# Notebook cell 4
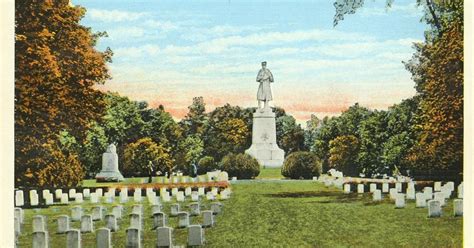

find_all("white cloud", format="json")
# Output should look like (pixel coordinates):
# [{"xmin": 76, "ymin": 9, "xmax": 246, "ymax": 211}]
[
  {"xmin": 87, "ymin": 9, "xmax": 148, "ymax": 22},
  {"xmin": 114, "ymin": 44, "xmax": 160, "ymax": 58},
  {"xmin": 144, "ymin": 20, "xmax": 178, "ymax": 31},
  {"xmin": 108, "ymin": 27, "xmax": 146, "ymax": 39},
  {"xmin": 358, "ymin": 3, "xmax": 423, "ymax": 18}
]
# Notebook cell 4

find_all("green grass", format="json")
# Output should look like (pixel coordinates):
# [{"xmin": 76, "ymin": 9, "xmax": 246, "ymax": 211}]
[
  {"xmin": 256, "ymin": 167, "xmax": 284, "ymax": 179},
  {"xmin": 18, "ymin": 180, "xmax": 462, "ymax": 247}
]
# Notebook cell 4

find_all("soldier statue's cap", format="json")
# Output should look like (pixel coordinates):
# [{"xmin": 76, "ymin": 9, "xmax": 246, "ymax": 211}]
[{"xmin": 261, "ymin": 61, "xmax": 267, "ymax": 65}]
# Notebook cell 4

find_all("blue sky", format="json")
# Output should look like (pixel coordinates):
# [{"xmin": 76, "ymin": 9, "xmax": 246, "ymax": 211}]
[{"xmin": 74, "ymin": 0, "xmax": 428, "ymax": 122}]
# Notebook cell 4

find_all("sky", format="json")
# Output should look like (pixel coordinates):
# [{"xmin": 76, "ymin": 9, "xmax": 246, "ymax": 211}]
[{"xmin": 74, "ymin": 0, "xmax": 428, "ymax": 124}]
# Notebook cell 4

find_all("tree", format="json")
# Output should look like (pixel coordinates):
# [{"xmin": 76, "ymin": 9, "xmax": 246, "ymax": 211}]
[
  {"xmin": 304, "ymin": 114, "xmax": 321, "ymax": 149},
  {"xmin": 220, "ymin": 153, "xmax": 260, "ymax": 179},
  {"xmin": 180, "ymin": 96, "xmax": 207, "ymax": 137},
  {"xmin": 15, "ymin": 1, "xmax": 112, "ymax": 187},
  {"xmin": 329, "ymin": 135, "xmax": 360, "ymax": 176},
  {"xmin": 123, "ymin": 137, "xmax": 173, "ymax": 177},
  {"xmin": 281, "ymin": 151, "xmax": 322, "ymax": 179},
  {"xmin": 79, "ymin": 122, "xmax": 109, "ymax": 178},
  {"xmin": 174, "ymin": 134, "xmax": 204, "ymax": 173},
  {"xmin": 276, "ymin": 115, "xmax": 307, "ymax": 155},
  {"xmin": 406, "ymin": 14, "xmax": 463, "ymax": 179}
]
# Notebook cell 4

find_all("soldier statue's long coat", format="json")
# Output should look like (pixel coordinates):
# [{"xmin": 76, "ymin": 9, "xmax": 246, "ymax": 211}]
[{"xmin": 256, "ymin": 68, "xmax": 274, "ymax": 101}]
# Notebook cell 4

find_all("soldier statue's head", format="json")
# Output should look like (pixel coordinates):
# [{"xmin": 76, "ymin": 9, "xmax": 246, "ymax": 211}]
[
  {"xmin": 106, "ymin": 143, "xmax": 116, "ymax": 153},
  {"xmin": 261, "ymin": 61, "xmax": 267, "ymax": 68}
]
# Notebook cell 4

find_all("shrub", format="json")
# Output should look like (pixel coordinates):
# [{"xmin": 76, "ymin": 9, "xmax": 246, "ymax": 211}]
[
  {"xmin": 197, "ymin": 156, "xmax": 218, "ymax": 174},
  {"xmin": 220, "ymin": 153, "xmax": 260, "ymax": 179},
  {"xmin": 281, "ymin": 151, "xmax": 322, "ymax": 179},
  {"xmin": 123, "ymin": 137, "xmax": 173, "ymax": 177}
]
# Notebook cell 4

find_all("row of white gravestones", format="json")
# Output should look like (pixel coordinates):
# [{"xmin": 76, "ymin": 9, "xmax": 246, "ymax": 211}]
[{"xmin": 15, "ymin": 188, "xmax": 104, "ymax": 207}]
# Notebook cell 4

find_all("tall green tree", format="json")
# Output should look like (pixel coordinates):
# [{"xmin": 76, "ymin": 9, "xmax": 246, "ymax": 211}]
[
  {"xmin": 180, "ymin": 96, "xmax": 207, "ymax": 137},
  {"xmin": 15, "ymin": 0, "xmax": 112, "ymax": 186},
  {"xmin": 329, "ymin": 135, "xmax": 360, "ymax": 176}
]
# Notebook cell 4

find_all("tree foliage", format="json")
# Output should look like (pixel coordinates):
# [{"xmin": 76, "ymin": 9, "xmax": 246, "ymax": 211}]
[
  {"xmin": 123, "ymin": 137, "xmax": 173, "ymax": 177},
  {"xmin": 220, "ymin": 153, "xmax": 260, "ymax": 179},
  {"xmin": 282, "ymin": 151, "xmax": 322, "ymax": 179},
  {"xmin": 329, "ymin": 135, "xmax": 359, "ymax": 176},
  {"xmin": 15, "ymin": 0, "xmax": 111, "ymax": 187}
]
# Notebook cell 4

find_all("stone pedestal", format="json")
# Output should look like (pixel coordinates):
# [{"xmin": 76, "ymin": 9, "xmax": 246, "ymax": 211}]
[
  {"xmin": 96, "ymin": 144, "xmax": 125, "ymax": 182},
  {"xmin": 245, "ymin": 107, "xmax": 284, "ymax": 168}
]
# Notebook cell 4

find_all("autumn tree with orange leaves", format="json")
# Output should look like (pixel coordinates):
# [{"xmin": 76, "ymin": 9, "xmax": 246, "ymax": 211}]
[{"xmin": 15, "ymin": 0, "xmax": 112, "ymax": 187}]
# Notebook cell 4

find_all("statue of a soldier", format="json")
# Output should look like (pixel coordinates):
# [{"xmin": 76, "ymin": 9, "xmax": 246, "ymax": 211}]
[{"xmin": 256, "ymin": 61, "xmax": 274, "ymax": 111}]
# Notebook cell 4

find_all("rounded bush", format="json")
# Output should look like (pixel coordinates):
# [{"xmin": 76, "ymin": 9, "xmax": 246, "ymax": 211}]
[
  {"xmin": 220, "ymin": 153, "xmax": 260, "ymax": 179},
  {"xmin": 281, "ymin": 151, "xmax": 322, "ymax": 179},
  {"xmin": 197, "ymin": 156, "xmax": 218, "ymax": 174}
]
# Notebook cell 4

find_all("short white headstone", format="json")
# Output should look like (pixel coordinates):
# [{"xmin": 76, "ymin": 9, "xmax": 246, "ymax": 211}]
[
  {"xmin": 152, "ymin": 212, "xmax": 166, "ymax": 229},
  {"xmin": 453, "ymin": 199, "xmax": 463, "ymax": 217},
  {"xmin": 369, "ymin": 183, "xmax": 377, "ymax": 193},
  {"xmin": 395, "ymin": 194, "xmax": 405, "ymax": 208},
  {"xmin": 406, "ymin": 187, "xmax": 415, "ymax": 200},
  {"xmin": 32, "ymin": 215, "xmax": 46, "ymax": 232},
  {"xmin": 202, "ymin": 210, "xmax": 214, "ymax": 227},
  {"xmin": 69, "ymin": 189, "xmax": 76, "ymax": 198},
  {"xmin": 156, "ymin": 227, "xmax": 173, "ymax": 247},
  {"xmin": 457, "ymin": 183, "xmax": 463, "ymax": 199},
  {"xmin": 177, "ymin": 191, "xmax": 185, "ymax": 202},
  {"xmin": 151, "ymin": 204, "xmax": 162, "ymax": 215},
  {"xmin": 434, "ymin": 182, "xmax": 442, "ymax": 192},
  {"xmin": 170, "ymin": 203, "xmax": 180, "ymax": 217},
  {"xmin": 372, "ymin": 189, "xmax": 382, "ymax": 201},
  {"xmin": 445, "ymin": 181, "xmax": 454, "ymax": 191},
  {"xmin": 389, "ymin": 188, "xmax": 398, "ymax": 200},
  {"xmin": 171, "ymin": 188, "xmax": 178, "ymax": 197},
  {"xmin": 211, "ymin": 202, "xmax": 223, "ymax": 215},
  {"xmin": 133, "ymin": 188, "xmax": 142, "ymax": 202},
  {"xmin": 14, "ymin": 207, "xmax": 24, "ymax": 224},
  {"xmin": 57, "ymin": 215, "xmax": 70, "ymax": 234},
  {"xmin": 60, "ymin": 193, "xmax": 69, "ymax": 204},
  {"xmin": 129, "ymin": 213, "xmax": 142, "ymax": 230},
  {"xmin": 15, "ymin": 190, "xmax": 24, "ymax": 207},
  {"xmin": 343, "ymin": 184, "xmax": 351, "ymax": 194},
  {"xmin": 198, "ymin": 187, "xmax": 205, "ymax": 196},
  {"xmin": 188, "ymin": 225, "xmax": 205, "ymax": 246},
  {"xmin": 126, "ymin": 228, "xmax": 141, "ymax": 248},
  {"xmin": 45, "ymin": 194, "xmax": 54, "ymax": 205},
  {"xmin": 32, "ymin": 231, "xmax": 49, "ymax": 248},
  {"xmin": 395, "ymin": 182, "xmax": 402, "ymax": 193},
  {"xmin": 132, "ymin": 204, "xmax": 143, "ymax": 215},
  {"xmin": 423, "ymin": 187, "xmax": 433, "ymax": 200},
  {"xmin": 185, "ymin": 187, "xmax": 192, "ymax": 196},
  {"xmin": 80, "ymin": 215, "xmax": 94, "ymax": 233},
  {"xmin": 90, "ymin": 193, "xmax": 98, "ymax": 203},
  {"xmin": 415, "ymin": 193, "xmax": 427, "ymax": 208},
  {"xmin": 30, "ymin": 192, "xmax": 39, "ymax": 206},
  {"xmin": 96, "ymin": 188, "xmax": 103, "ymax": 198},
  {"xmin": 382, "ymin": 183, "xmax": 389, "ymax": 193},
  {"xmin": 434, "ymin": 192, "xmax": 446, "ymax": 206},
  {"xmin": 66, "ymin": 229, "xmax": 81, "ymax": 248},
  {"xmin": 92, "ymin": 206, "xmax": 104, "ymax": 221},
  {"xmin": 191, "ymin": 192, "xmax": 199, "ymax": 201},
  {"xmin": 96, "ymin": 228, "xmax": 111, "ymax": 248},
  {"xmin": 357, "ymin": 184, "xmax": 364, "ymax": 194},
  {"xmin": 112, "ymin": 205, "xmax": 123, "ymax": 219},
  {"xmin": 177, "ymin": 212, "xmax": 190, "ymax": 228},
  {"xmin": 71, "ymin": 206, "xmax": 83, "ymax": 221},
  {"xmin": 105, "ymin": 214, "xmax": 118, "ymax": 232},
  {"xmin": 189, "ymin": 203, "xmax": 200, "ymax": 216},
  {"xmin": 120, "ymin": 190, "xmax": 128, "ymax": 203},
  {"xmin": 55, "ymin": 189, "xmax": 63, "ymax": 199},
  {"xmin": 83, "ymin": 189, "xmax": 90, "ymax": 198},
  {"xmin": 428, "ymin": 200, "xmax": 441, "ymax": 217}
]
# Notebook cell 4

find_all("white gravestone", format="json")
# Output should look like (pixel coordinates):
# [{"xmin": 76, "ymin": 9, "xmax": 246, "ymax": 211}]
[
  {"xmin": 126, "ymin": 228, "xmax": 141, "ymax": 248},
  {"xmin": 96, "ymin": 188, "xmax": 103, "ymax": 197},
  {"xmin": 369, "ymin": 183, "xmax": 377, "ymax": 193},
  {"xmin": 112, "ymin": 205, "xmax": 123, "ymax": 219},
  {"xmin": 189, "ymin": 203, "xmax": 201, "ymax": 216},
  {"xmin": 202, "ymin": 210, "xmax": 214, "ymax": 227},
  {"xmin": 96, "ymin": 228, "xmax": 111, "ymax": 248},
  {"xmin": 33, "ymin": 215, "xmax": 47, "ymax": 232},
  {"xmin": 55, "ymin": 189, "xmax": 62, "ymax": 199},
  {"xmin": 434, "ymin": 182, "xmax": 442, "ymax": 192},
  {"xmin": 453, "ymin": 199, "xmax": 463, "ymax": 217},
  {"xmin": 343, "ymin": 184, "xmax": 351, "ymax": 194},
  {"xmin": 177, "ymin": 212, "xmax": 190, "ymax": 228},
  {"xmin": 95, "ymin": 144, "xmax": 125, "ymax": 182},
  {"xmin": 211, "ymin": 202, "xmax": 223, "ymax": 215},
  {"xmin": 132, "ymin": 204, "xmax": 143, "ymax": 215},
  {"xmin": 133, "ymin": 189, "xmax": 142, "ymax": 202},
  {"xmin": 156, "ymin": 227, "xmax": 173, "ymax": 247},
  {"xmin": 188, "ymin": 225, "xmax": 205, "ymax": 246},
  {"xmin": 423, "ymin": 187, "xmax": 433, "ymax": 200},
  {"xmin": 373, "ymin": 190, "xmax": 382, "ymax": 201},
  {"xmin": 177, "ymin": 192, "xmax": 185, "ymax": 202},
  {"xmin": 66, "ymin": 229, "xmax": 81, "ymax": 248},
  {"xmin": 129, "ymin": 213, "xmax": 142, "ymax": 230},
  {"xmin": 152, "ymin": 212, "xmax": 166, "ymax": 229},
  {"xmin": 357, "ymin": 184, "xmax": 364, "ymax": 194},
  {"xmin": 81, "ymin": 215, "xmax": 94, "ymax": 233},
  {"xmin": 395, "ymin": 182, "xmax": 402, "ymax": 193},
  {"xmin": 415, "ymin": 193, "xmax": 427, "ymax": 208},
  {"xmin": 14, "ymin": 208, "xmax": 24, "ymax": 224},
  {"xmin": 30, "ymin": 192, "xmax": 39, "ymax": 206},
  {"xmin": 198, "ymin": 187, "xmax": 205, "ymax": 196},
  {"xmin": 92, "ymin": 206, "xmax": 104, "ymax": 221},
  {"xmin": 185, "ymin": 187, "xmax": 192, "ymax": 196},
  {"xmin": 83, "ymin": 189, "xmax": 90, "ymax": 198},
  {"xmin": 120, "ymin": 189, "xmax": 128, "ymax": 203},
  {"xmin": 382, "ymin": 183, "xmax": 389, "ymax": 193},
  {"xmin": 45, "ymin": 193, "xmax": 54, "ymax": 205},
  {"xmin": 60, "ymin": 193, "xmax": 69, "ymax": 204},
  {"xmin": 191, "ymin": 192, "xmax": 199, "ymax": 201},
  {"xmin": 71, "ymin": 206, "xmax": 83, "ymax": 222},
  {"xmin": 170, "ymin": 203, "xmax": 180, "ymax": 217},
  {"xmin": 395, "ymin": 194, "xmax": 405, "ymax": 208},
  {"xmin": 90, "ymin": 193, "xmax": 99, "ymax": 203},
  {"xmin": 428, "ymin": 200, "xmax": 442, "ymax": 217},
  {"xmin": 15, "ymin": 190, "xmax": 24, "ymax": 207},
  {"xmin": 69, "ymin": 189, "xmax": 76, "ymax": 198},
  {"xmin": 458, "ymin": 183, "xmax": 463, "ymax": 199},
  {"xmin": 105, "ymin": 214, "xmax": 118, "ymax": 232},
  {"xmin": 57, "ymin": 215, "xmax": 70, "ymax": 234},
  {"xmin": 14, "ymin": 217, "xmax": 21, "ymax": 236},
  {"xmin": 152, "ymin": 204, "xmax": 162, "ymax": 215},
  {"xmin": 32, "ymin": 231, "xmax": 49, "ymax": 248},
  {"xmin": 75, "ymin": 193, "xmax": 83, "ymax": 204},
  {"xmin": 389, "ymin": 188, "xmax": 398, "ymax": 200},
  {"xmin": 434, "ymin": 192, "xmax": 446, "ymax": 206},
  {"xmin": 406, "ymin": 187, "xmax": 415, "ymax": 200}
]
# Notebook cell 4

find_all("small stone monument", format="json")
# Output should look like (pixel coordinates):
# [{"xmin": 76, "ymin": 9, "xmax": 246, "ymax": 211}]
[
  {"xmin": 245, "ymin": 61, "xmax": 285, "ymax": 168},
  {"xmin": 96, "ymin": 144, "xmax": 125, "ymax": 182}
]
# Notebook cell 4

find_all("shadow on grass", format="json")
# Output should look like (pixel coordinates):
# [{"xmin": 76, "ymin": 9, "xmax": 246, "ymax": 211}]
[{"xmin": 264, "ymin": 191, "xmax": 384, "ymax": 205}]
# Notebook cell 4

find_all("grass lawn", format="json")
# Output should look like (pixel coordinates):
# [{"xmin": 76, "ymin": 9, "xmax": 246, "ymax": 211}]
[
  {"xmin": 256, "ymin": 167, "xmax": 284, "ymax": 179},
  {"xmin": 18, "ymin": 180, "xmax": 462, "ymax": 247}
]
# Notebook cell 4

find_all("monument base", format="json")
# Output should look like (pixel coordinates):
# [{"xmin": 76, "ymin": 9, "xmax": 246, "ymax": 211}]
[
  {"xmin": 245, "ymin": 107, "xmax": 285, "ymax": 168},
  {"xmin": 95, "ymin": 171, "xmax": 125, "ymax": 182}
]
